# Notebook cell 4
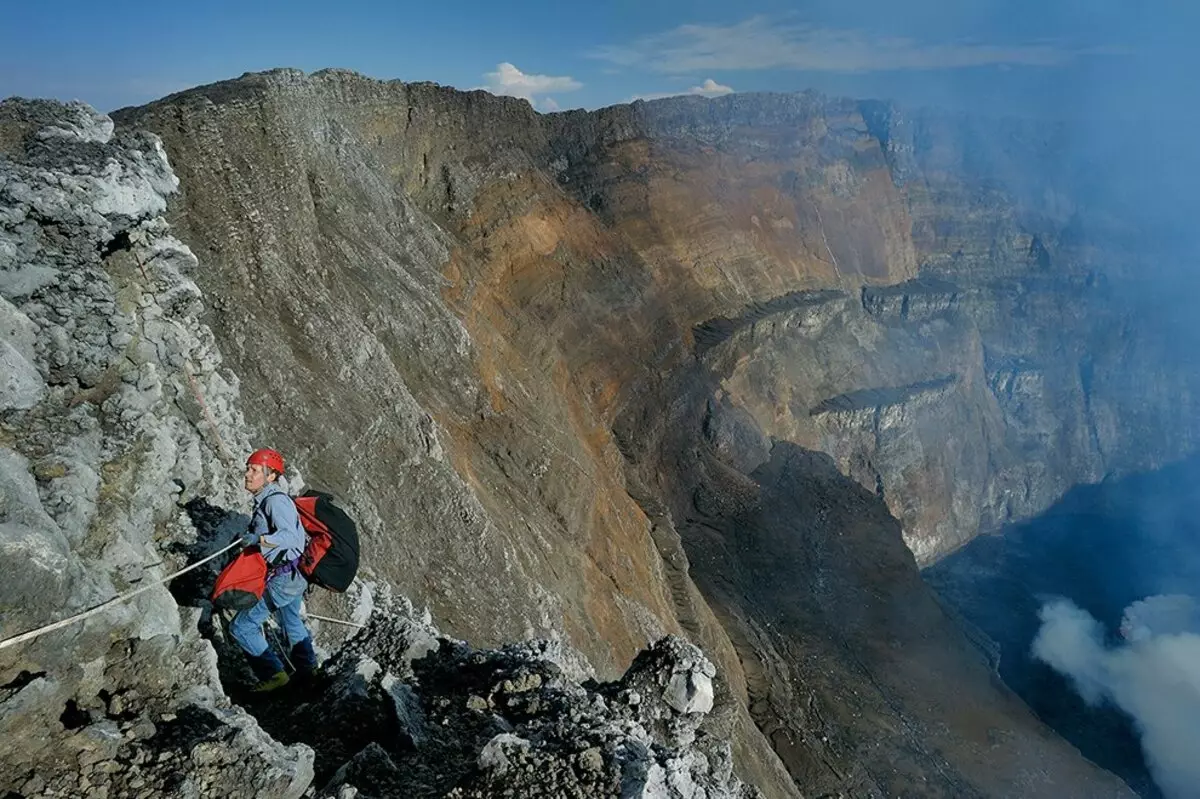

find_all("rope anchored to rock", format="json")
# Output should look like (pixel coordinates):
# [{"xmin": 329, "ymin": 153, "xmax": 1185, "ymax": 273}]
[
  {"xmin": 0, "ymin": 540, "xmax": 243, "ymax": 651},
  {"xmin": 305, "ymin": 613, "xmax": 366, "ymax": 629},
  {"xmin": 0, "ymin": 542, "xmax": 369, "ymax": 651}
]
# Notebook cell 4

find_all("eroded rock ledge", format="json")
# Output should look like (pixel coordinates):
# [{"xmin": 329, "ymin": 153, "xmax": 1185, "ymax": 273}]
[{"xmin": 252, "ymin": 596, "xmax": 754, "ymax": 799}]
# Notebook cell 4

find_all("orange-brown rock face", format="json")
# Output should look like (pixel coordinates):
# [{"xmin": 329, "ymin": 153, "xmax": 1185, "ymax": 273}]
[
  {"xmin": 111, "ymin": 69, "xmax": 1185, "ymax": 797},
  {"xmin": 567, "ymin": 134, "xmax": 916, "ymax": 299}
]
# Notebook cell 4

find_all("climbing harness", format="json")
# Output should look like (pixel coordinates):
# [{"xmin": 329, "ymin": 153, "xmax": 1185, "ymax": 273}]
[{"xmin": 268, "ymin": 553, "xmax": 302, "ymax": 581}]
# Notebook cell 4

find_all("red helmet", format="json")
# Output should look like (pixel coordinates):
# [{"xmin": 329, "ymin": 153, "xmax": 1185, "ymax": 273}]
[{"xmin": 247, "ymin": 448, "xmax": 285, "ymax": 474}]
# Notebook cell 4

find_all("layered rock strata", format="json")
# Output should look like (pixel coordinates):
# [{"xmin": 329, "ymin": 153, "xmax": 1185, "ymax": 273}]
[
  {"xmin": 699, "ymin": 273, "xmax": 1197, "ymax": 561},
  {"xmin": 119, "ymin": 70, "xmax": 1200, "ymax": 577}
]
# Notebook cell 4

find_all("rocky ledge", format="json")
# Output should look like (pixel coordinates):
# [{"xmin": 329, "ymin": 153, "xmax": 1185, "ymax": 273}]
[
  {"xmin": 251, "ymin": 595, "xmax": 754, "ymax": 799},
  {"xmin": 12, "ymin": 589, "xmax": 751, "ymax": 799},
  {"xmin": 0, "ymin": 96, "xmax": 312, "ymax": 797}
]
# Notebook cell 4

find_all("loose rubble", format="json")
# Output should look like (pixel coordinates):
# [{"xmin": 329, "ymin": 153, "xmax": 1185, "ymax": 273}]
[{"xmin": 254, "ymin": 594, "xmax": 758, "ymax": 799}]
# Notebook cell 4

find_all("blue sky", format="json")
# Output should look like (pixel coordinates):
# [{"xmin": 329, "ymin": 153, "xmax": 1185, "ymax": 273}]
[{"xmin": 0, "ymin": 0, "xmax": 1193, "ymax": 120}]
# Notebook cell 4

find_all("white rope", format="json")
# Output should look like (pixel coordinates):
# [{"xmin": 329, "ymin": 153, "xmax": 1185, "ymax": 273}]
[
  {"xmin": 0, "ymin": 540, "xmax": 241, "ymax": 652},
  {"xmin": 305, "ymin": 613, "xmax": 366, "ymax": 629}
]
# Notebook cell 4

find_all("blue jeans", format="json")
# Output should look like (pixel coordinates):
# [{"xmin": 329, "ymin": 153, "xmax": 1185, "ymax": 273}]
[{"xmin": 229, "ymin": 579, "xmax": 309, "ymax": 657}]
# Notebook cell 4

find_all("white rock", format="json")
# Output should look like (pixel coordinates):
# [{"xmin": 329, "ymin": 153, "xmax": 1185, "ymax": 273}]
[
  {"xmin": 0, "ymin": 338, "xmax": 45, "ymax": 409},
  {"xmin": 0, "ymin": 238, "xmax": 17, "ymax": 269},
  {"xmin": 0, "ymin": 519, "xmax": 70, "ymax": 581},
  {"xmin": 0, "ymin": 262, "xmax": 58, "ymax": 300},
  {"xmin": 354, "ymin": 656, "xmax": 382, "ymax": 683},
  {"xmin": 477, "ymin": 733, "xmax": 531, "ymax": 774},
  {"xmin": 34, "ymin": 101, "xmax": 114, "ymax": 144},
  {"xmin": 664, "ymin": 669, "xmax": 714, "ymax": 716},
  {"xmin": 0, "ymin": 450, "xmax": 70, "ymax": 557},
  {"xmin": 132, "ymin": 584, "xmax": 182, "ymax": 641}
]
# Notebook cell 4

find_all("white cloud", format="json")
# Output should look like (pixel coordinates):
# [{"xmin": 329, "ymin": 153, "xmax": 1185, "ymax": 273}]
[
  {"xmin": 480, "ymin": 63, "xmax": 581, "ymax": 108},
  {"xmin": 594, "ymin": 16, "xmax": 1123, "ymax": 74},
  {"xmin": 690, "ymin": 78, "xmax": 734, "ymax": 96},
  {"xmin": 629, "ymin": 77, "xmax": 735, "ymax": 103},
  {"xmin": 1033, "ymin": 597, "xmax": 1200, "ymax": 799}
]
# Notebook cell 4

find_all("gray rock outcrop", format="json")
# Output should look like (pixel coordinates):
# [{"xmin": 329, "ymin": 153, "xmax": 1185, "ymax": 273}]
[
  {"xmin": 291, "ymin": 603, "xmax": 756, "ymax": 799},
  {"xmin": 0, "ymin": 96, "xmax": 761, "ymax": 798},
  {"xmin": 0, "ymin": 97, "xmax": 311, "ymax": 798}
]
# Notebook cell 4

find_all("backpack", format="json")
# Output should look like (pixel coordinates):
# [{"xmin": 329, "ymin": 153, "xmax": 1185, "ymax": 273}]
[
  {"xmin": 211, "ymin": 549, "xmax": 268, "ymax": 610},
  {"xmin": 294, "ymin": 490, "xmax": 360, "ymax": 592}
]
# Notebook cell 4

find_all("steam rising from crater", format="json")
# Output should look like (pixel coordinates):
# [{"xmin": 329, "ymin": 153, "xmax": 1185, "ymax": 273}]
[{"xmin": 1033, "ymin": 596, "xmax": 1200, "ymax": 799}]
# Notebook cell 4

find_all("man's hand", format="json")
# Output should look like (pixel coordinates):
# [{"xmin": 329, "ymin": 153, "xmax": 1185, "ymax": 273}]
[{"xmin": 240, "ymin": 532, "xmax": 259, "ymax": 547}]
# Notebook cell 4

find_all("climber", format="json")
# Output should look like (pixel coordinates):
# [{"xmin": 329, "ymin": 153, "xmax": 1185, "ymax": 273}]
[{"xmin": 229, "ymin": 448, "xmax": 318, "ymax": 692}]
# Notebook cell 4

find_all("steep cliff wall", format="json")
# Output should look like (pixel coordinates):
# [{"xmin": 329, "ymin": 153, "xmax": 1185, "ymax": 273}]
[
  {"xmin": 0, "ymin": 97, "xmax": 775, "ymax": 799},
  {"xmin": 0, "ymin": 66, "xmax": 1180, "ymax": 797},
  {"xmin": 684, "ymin": 104, "xmax": 1200, "ymax": 561},
  {"xmin": 702, "ymin": 271, "xmax": 1198, "ymax": 561},
  {"xmin": 110, "ymin": 69, "xmax": 1176, "ymax": 794}
]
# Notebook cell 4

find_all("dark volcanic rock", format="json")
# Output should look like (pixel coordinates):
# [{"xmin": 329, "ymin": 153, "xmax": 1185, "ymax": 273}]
[
  {"xmin": 247, "ymin": 598, "xmax": 757, "ymax": 799},
  {"xmin": 623, "ymin": 410, "xmax": 1137, "ymax": 796}
]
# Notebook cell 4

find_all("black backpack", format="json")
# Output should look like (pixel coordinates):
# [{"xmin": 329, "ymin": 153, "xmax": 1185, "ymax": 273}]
[{"xmin": 294, "ymin": 490, "xmax": 361, "ymax": 592}]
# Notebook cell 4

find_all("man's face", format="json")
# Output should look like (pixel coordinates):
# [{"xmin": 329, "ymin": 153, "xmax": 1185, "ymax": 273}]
[{"xmin": 244, "ymin": 463, "xmax": 271, "ymax": 494}]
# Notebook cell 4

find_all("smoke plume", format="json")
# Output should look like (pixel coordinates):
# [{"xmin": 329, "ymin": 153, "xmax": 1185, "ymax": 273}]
[{"xmin": 1032, "ymin": 596, "xmax": 1200, "ymax": 799}]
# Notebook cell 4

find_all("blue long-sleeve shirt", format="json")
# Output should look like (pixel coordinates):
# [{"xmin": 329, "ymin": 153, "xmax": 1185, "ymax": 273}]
[
  {"xmin": 249, "ymin": 482, "xmax": 309, "ymax": 607},
  {"xmin": 250, "ymin": 482, "xmax": 306, "ymax": 564}
]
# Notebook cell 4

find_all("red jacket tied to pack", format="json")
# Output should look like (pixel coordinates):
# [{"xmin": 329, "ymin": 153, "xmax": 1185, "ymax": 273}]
[
  {"xmin": 211, "ymin": 549, "xmax": 268, "ymax": 610},
  {"xmin": 295, "ymin": 490, "xmax": 360, "ymax": 592}
]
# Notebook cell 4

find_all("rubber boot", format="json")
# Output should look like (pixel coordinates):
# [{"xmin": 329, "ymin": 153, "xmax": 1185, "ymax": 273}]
[
  {"xmin": 246, "ymin": 650, "xmax": 289, "ymax": 693},
  {"xmin": 289, "ymin": 637, "xmax": 318, "ymax": 677}
]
